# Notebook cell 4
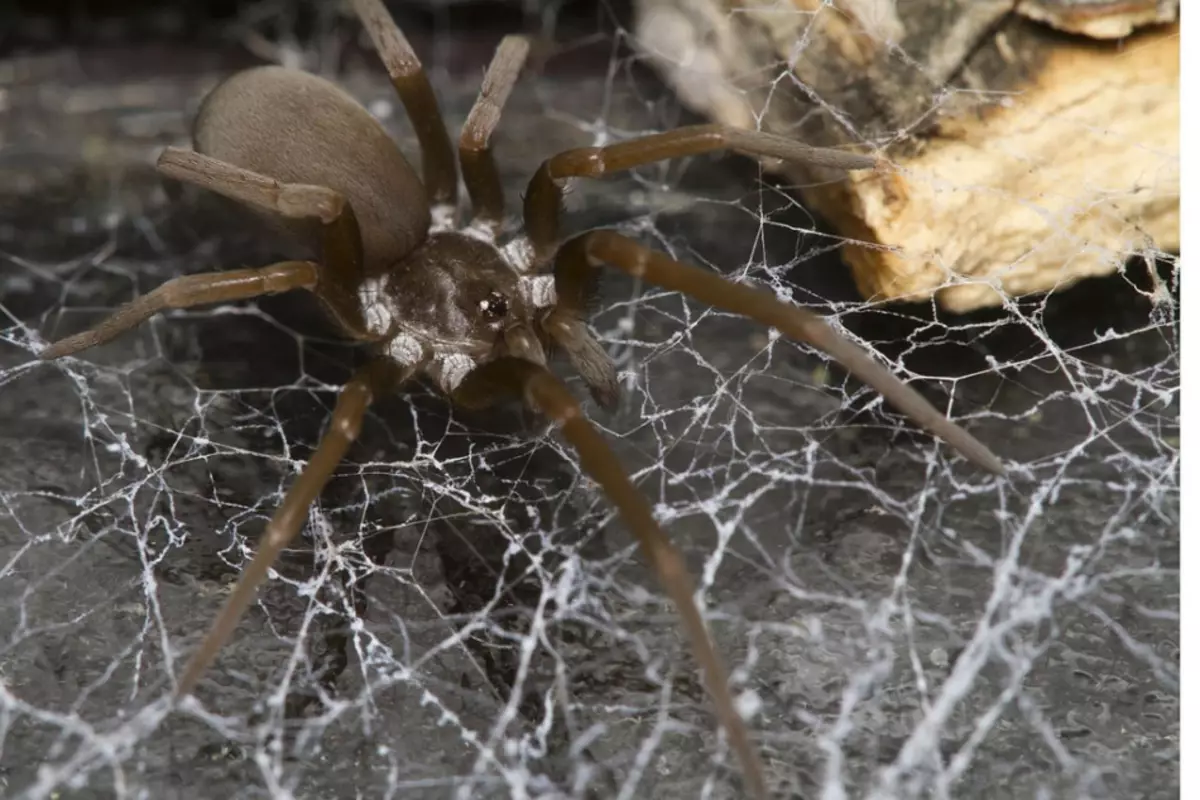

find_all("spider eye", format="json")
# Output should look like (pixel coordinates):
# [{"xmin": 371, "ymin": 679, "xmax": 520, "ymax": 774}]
[{"xmin": 479, "ymin": 291, "xmax": 508, "ymax": 319}]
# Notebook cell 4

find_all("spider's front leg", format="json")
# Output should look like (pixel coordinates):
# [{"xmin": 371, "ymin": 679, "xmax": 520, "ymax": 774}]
[
  {"xmin": 351, "ymin": 0, "xmax": 458, "ymax": 209},
  {"xmin": 555, "ymin": 231, "xmax": 1006, "ymax": 474},
  {"xmin": 452, "ymin": 356, "xmax": 768, "ymax": 798},
  {"xmin": 174, "ymin": 358, "xmax": 416, "ymax": 698}
]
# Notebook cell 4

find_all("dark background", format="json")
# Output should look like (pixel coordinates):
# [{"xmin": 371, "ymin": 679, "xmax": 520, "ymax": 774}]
[{"xmin": 0, "ymin": 2, "xmax": 1179, "ymax": 798}]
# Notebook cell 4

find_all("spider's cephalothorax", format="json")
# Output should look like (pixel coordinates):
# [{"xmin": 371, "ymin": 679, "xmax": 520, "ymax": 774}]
[
  {"xmin": 356, "ymin": 230, "xmax": 582, "ymax": 399},
  {"xmin": 37, "ymin": 2, "xmax": 1005, "ymax": 796}
]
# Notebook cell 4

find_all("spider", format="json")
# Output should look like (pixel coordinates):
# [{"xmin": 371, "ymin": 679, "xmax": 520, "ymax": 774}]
[{"xmin": 38, "ymin": 1, "xmax": 1004, "ymax": 795}]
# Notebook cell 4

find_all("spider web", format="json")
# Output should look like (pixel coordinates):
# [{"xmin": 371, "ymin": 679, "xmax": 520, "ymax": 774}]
[{"xmin": 0, "ymin": 2, "xmax": 1180, "ymax": 798}]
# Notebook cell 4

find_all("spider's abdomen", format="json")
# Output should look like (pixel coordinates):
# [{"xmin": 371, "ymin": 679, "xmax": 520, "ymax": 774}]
[{"xmin": 194, "ymin": 66, "xmax": 431, "ymax": 274}]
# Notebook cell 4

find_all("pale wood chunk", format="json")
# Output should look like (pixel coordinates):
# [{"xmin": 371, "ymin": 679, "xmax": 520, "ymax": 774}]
[
  {"xmin": 833, "ymin": 26, "xmax": 1179, "ymax": 312},
  {"xmin": 634, "ymin": 1, "xmax": 1179, "ymax": 312}
]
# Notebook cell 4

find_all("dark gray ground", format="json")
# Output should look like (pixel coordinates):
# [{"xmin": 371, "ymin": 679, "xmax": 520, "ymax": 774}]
[{"xmin": 0, "ymin": 3, "xmax": 1179, "ymax": 799}]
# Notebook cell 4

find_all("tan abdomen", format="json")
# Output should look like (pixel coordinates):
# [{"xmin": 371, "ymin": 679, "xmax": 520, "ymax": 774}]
[{"xmin": 194, "ymin": 66, "xmax": 430, "ymax": 273}]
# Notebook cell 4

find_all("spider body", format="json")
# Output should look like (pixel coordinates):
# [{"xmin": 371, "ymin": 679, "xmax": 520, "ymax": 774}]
[
  {"xmin": 355, "ymin": 232, "xmax": 559, "ymax": 393},
  {"xmin": 191, "ymin": 63, "xmax": 599, "ymax": 401},
  {"xmin": 38, "ymin": 2, "xmax": 1005, "ymax": 796}
]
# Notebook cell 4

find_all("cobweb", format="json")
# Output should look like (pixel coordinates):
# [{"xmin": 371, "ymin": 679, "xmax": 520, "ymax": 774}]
[{"xmin": 0, "ymin": 2, "xmax": 1180, "ymax": 798}]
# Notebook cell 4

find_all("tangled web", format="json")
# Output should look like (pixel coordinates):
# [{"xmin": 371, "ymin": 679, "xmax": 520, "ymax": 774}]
[{"xmin": 0, "ymin": 3, "xmax": 1179, "ymax": 798}]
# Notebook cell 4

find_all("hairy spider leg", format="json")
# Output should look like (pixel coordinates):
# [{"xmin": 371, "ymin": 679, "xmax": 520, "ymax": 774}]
[
  {"xmin": 453, "ymin": 357, "xmax": 769, "ymax": 800},
  {"xmin": 518, "ymin": 125, "xmax": 888, "ymax": 417},
  {"xmin": 540, "ymin": 308, "xmax": 620, "ymax": 409},
  {"xmin": 352, "ymin": 0, "xmax": 458, "ymax": 217},
  {"xmin": 557, "ymin": 231, "xmax": 1007, "ymax": 474},
  {"xmin": 459, "ymin": 35, "xmax": 530, "ymax": 235}
]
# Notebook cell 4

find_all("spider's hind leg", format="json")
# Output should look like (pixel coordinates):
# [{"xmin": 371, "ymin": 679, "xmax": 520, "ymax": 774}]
[
  {"xmin": 39, "ymin": 261, "xmax": 319, "ymax": 360},
  {"xmin": 40, "ymin": 148, "xmax": 384, "ymax": 360},
  {"xmin": 156, "ymin": 147, "xmax": 374, "ymax": 339}
]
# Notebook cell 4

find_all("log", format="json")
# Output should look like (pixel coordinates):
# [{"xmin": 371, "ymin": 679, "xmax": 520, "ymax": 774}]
[{"xmin": 633, "ymin": 1, "xmax": 1179, "ymax": 312}]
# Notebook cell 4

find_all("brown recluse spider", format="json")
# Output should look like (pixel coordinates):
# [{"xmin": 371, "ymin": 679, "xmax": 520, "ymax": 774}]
[{"xmin": 38, "ymin": 0, "xmax": 1005, "ymax": 795}]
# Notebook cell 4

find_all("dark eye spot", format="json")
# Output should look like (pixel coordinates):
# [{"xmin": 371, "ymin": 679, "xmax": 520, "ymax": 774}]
[{"xmin": 479, "ymin": 292, "xmax": 508, "ymax": 319}]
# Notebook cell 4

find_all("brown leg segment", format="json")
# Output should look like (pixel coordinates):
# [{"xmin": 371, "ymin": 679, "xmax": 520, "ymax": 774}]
[
  {"xmin": 524, "ymin": 123, "xmax": 880, "ymax": 262},
  {"xmin": 157, "ymin": 147, "xmax": 364, "ymax": 274},
  {"xmin": 558, "ymin": 231, "xmax": 1006, "ymax": 474},
  {"xmin": 174, "ymin": 358, "xmax": 414, "ymax": 699},
  {"xmin": 540, "ymin": 308, "xmax": 619, "ymax": 410},
  {"xmin": 459, "ymin": 35, "xmax": 530, "ymax": 232},
  {"xmin": 453, "ymin": 357, "xmax": 768, "ymax": 800},
  {"xmin": 39, "ymin": 261, "xmax": 319, "ymax": 360},
  {"xmin": 159, "ymin": 147, "xmax": 347, "ymax": 222},
  {"xmin": 156, "ymin": 147, "xmax": 371, "ymax": 336},
  {"xmin": 351, "ymin": 0, "xmax": 458, "ymax": 207}
]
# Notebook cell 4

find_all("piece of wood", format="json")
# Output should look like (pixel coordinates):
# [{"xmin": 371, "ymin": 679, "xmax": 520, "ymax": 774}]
[
  {"xmin": 633, "ymin": 1, "xmax": 1179, "ymax": 312},
  {"xmin": 1016, "ymin": 1, "xmax": 1179, "ymax": 39}
]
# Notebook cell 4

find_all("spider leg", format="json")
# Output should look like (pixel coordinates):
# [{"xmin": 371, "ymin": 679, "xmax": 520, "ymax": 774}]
[
  {"xmin": 156, "ymin": 147, "xmax": 371, "ymax": 336},
  {"xmin": 540, "ymin": 308, "xmax": 618, "ymax": 409},
  {"xmin": 534, "ymin": 234, "xmax": 618, "ymax": 408},
  {"xmin": 174, "ymin": 358, "xmax": 415, "ymax": 698},
  {"xmin": 158, "ymin": 147, "xmax": 362, "ymax": 269},
  {"xmin": 557, "ymin": 231, "xmax": 1006, "ymax": 474},
  {"xmin": 351, "ymin": 0, "xmax": 458, "ymax": 211},
  {"xmin": 459, "ymin": 35, "xmax": 530, "ymax": 234},
  {"xmin": 39, "ymin": 261, "xmax": 318, "ymax": 360},
  {"xmin": 524, "ymin": 122, "xmax": 879, "ymax": 261},
  {"xmin": 453, "ymin": 357, "xmax": 768, "ymax": 800}
]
